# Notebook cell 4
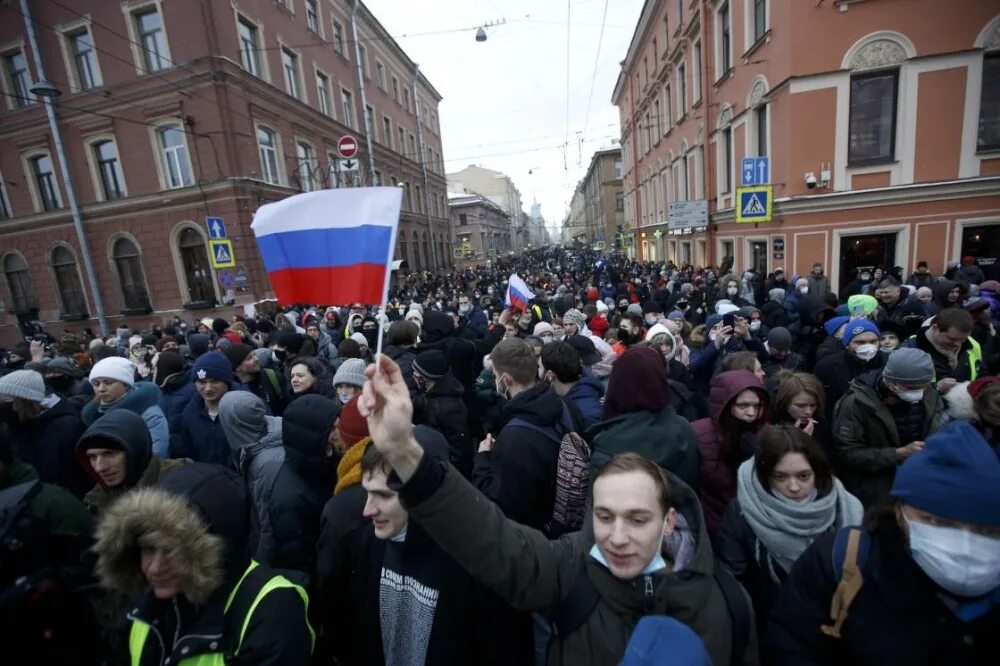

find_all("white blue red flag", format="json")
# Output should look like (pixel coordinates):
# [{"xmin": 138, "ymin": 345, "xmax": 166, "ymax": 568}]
[
  {"xmin": 250, "ymin": 188, "xmax": 401, "ymax": 305},
  {"xmin": 505, "ymin": 273, "xmax": 534, "ymax": 312}
]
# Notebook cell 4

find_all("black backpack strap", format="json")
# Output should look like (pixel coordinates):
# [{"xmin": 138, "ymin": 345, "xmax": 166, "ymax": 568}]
[
  {"xmin": 506, "ymin": 417, "xmax": 561, "ymax": 445},
  {"xmin": 713, "ymin": 558, "xmax": 751, "ymax": 666},
  {"xmin": 552, "ymin": 565, "xmax": 601, "ymax": 638}
]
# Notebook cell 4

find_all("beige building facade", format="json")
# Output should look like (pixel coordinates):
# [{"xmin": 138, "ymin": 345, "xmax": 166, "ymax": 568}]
[
  {"xmin": 614, "ymin": 0, "xmax": 1000, "ymax": 290},
  {"xmin": 448, "ymin": 193, "xmax": 511, "ymax": 265},
  {"xmin": 447, "ymin": 165, "xmax": 526, "ymax": 249}
]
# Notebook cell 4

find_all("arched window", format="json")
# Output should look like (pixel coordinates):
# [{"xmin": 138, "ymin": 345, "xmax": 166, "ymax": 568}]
[
  {"xmin": 50, "ymin": 245, "xmax": 87, "ymax": 317},
  {"xmin": 178, "ymin": 227, "xmax": 215, "ymax": 304},
  {"xmin": 411, "ymin": 230, "xmax": 422, "ymax": 270},
  {"xmin": 422, "ymin": 232, "xmax": 430, "ymax": 272},
  {"xmin": 398, "ymin": 233, "xmax": 408, "ymax": 269},
  {"xmin": 3, "ymin": 253, "xmax": 36, "ymax": 312},
  {"xmin": 112, "ymin": 237, "xmax": 151, "ymax": 312}
]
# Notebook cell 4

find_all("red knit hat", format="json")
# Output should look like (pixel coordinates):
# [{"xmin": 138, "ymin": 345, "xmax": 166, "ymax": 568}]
[
  {"xmin": 968, "ymin": 376, "xmax": 1000, "ymax": 400},
  {"xmin": 337, "ymin": 395, "xmax": 370, "ymax": 446},
  {"xmin": 588, "ymin": 315, "xmax": 609, "ymax": 336}
]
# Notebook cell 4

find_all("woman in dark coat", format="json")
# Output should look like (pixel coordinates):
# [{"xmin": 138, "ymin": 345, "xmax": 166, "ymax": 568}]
[
  {"xmin": 692, "ymin": 369, "xmax": 771, "ymax": 537},
  {"xmin": 288, "ymin": 356, "xmax": 339, "ymax": 402}
]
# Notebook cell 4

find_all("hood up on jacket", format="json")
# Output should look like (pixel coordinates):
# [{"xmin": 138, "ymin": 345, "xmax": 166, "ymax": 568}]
[
  {"xmin": 219, "ymin": 391, "xmax": 282, "ymax": 454},
  {"xmin": 420, "ymin": 310, "xmax": 455, "ymax": 345},
  {"xmin": 282, "ymin": 394, "xmax": 339, "ymax": 473},
  {"xmin": 707, "ymin": 369, "xmax": 768, "ymax": 423},
  {"xmin": 94, "ymin": 463, "xmax": 249, "ymax": 604},
  {"xmin": 76, "ymin": 408, "xmax": 152, "ymax": 488}
]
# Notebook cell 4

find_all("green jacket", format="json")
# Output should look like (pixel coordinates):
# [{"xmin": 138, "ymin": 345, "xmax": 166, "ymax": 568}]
[
  {"xmin": 587, "ymin": 405, "xmax": 700, "ymax": 491},
  {"xmin": 832, "ymin": 372, "xmax": 944, "ymax": 508},
  {"xmin": 400, "ymin": 456, "xmax": 758, "ymax": 666}
]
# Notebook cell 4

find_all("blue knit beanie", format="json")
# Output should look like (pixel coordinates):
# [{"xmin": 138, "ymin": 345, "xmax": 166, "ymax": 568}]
[
  {"xmin": 841, "ymin": 319, "xmax": 880, "ymax": 347},
  {"xmin": 705, "ymin": 314, "xmax": 723, "ymax": 330},
  {"xmin": 891, "ymin": 421, "xmax": 1000, "ymax": 527},
  {"xmin": 191, "ymin": 351, "xmax": 234, "ymax": 385},
  {"xmin": 823, "ymin": 315, "xmax": 850, "ymax": 338},
  {"xmin": 620, "ymin": 616, "xmax": 711, "ymax": 666}
]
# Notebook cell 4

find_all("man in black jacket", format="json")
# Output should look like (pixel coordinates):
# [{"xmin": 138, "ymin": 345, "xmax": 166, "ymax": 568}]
[
  {"xmin": 471, "ymin": 337, "xmax": 565, "ymax": 537},
  {"xmin": 412, "ymin": 350, "xmax": 473, "ymax": 476},
  {"xmin": 383, "ymin": 320, "xmax": 419, "ymax": 396}
]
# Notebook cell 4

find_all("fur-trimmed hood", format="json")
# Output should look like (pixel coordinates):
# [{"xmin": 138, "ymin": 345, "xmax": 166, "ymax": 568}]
[{"xmin": 94, "ymin": 463, "xmax": 250, "ymax": 604}]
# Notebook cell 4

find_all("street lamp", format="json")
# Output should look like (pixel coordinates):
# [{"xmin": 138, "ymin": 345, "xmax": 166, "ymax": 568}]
[{"xmin": 22, "ymin": 0, "xmax": 108, "ymax": 335}]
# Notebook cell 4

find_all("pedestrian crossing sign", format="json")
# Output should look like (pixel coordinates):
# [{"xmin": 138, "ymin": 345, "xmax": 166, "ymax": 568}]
[
  {"xmin": 209, "ymin": 239, "xmax": 236, "ymax": 268},
  {"xmin": 736, "ymin": 185, "xmax": 773, "ymax": 224}
]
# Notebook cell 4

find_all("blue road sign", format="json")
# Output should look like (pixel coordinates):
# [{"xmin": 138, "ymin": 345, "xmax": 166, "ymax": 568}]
[
  {"xmin": 206, "ymin": 216, "xmax": 227, "ymax": 239},
  {"xmin": 741, "ymin": 157, "xmax": 770, "ymax": 186},
  {"xmin": 217, "ymin": 268, "xmax": 236, "ymax": 290},
  {"xmin": 208, "ymin": 239, "xmax": 236, "ymax": 268},
  {"xmin": 735, "ymin": 186, "xmax": 773, "ymax": 224}
]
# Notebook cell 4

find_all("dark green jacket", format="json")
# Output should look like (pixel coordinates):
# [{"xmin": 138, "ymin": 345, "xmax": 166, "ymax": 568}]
[
  {"xmin": 832, "ymin": 372, "xmax": 944, "ymax": 508},
  {"xmin": 400, "ymin": 455, "xmax": 758, "ymax": 666},
  {"xmin": 587, "ymin": 405, "xmax": 700, "ymax": 491}
]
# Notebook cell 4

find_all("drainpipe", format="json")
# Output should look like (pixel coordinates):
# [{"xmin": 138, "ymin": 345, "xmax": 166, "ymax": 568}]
[
  {"xmin": 350, "ymin": 0, "xmax": 377, "ymax": 185},
  {"xmin": 410, "ymin": 63, "xmax": 441, "ymax": 270},
  {"xmin": 20, "ymin": 0, "xmax": 108, "ymax": 335}
]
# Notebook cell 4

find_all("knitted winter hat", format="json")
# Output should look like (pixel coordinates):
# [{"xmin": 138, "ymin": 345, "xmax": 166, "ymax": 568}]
[
  {"xmin": 350, "ymin": 332, "xmax": 369, "ymax": 348},
  {"xmin": 191, "ymin": 351, "xmax": 234, "ymax": 384},
  {"xmin": 841, "ymin": 319, "xmax": 880, "ymax": 347},
  {"xmin": 0, "ymin": 369, "xmax": 46, "ymax": 402},
  {"xmin": 882, "ymin": 348, "xmax": 935, "ymax": 385},
  {"xmin": 333, "ymin": 358, "xmax": 368, "ymax": 388},
  {"xmin": 221, "ymin": 343, "xmax": 253, "ymax": 371},
  {"xmin": 847, "ymin": 294, "xmax": 878, "ymax": 317},
  {"xmin": 767, "ymin": 327, "xmax": 792, "ymax": 350},
  {"xmin": 533, "ymin": 322, "xmax": 555, "ymax": 337},
  {"xmin": 588, "ymin": 316, "xmax": 608, "ymax": 336},
  {"xmin": 46, "ymin": 356, "xmax": 83, "ymax": 378},
  {"xmin": 154, "ymin": 351, "xmax": 185, "ymax": 387},
  {"xmin": 563, "ymin": 308, "xmax": 586, "ymax": 331},
  {"xmin": 275, "ymin": 331, "xmax": 305, "ymax": 354},
  {"xmin": 413, "ymin": 350, "xmax": 449, "ymax": 380},
  {"xmin": 824, "ymin": 316, "xmax": 850, "ymax": 337},
  {"xmin": 337, "ymin": 395, "xmax": 370, "ymax": 447},
  {"xmin": 89, "ymin": 357, "xmax": 136, "ymax": 387},
  {"xmin": 626, "ymin": 303, "xmax": 643, "ymax": 316}
]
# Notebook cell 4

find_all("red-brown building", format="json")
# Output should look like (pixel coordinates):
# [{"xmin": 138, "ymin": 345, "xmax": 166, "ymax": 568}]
[
  {"xmin": 0, "ymin": 0, "xmax": 450, "ymax": 344},
  {"xmin": 613, "ymin": 0, "xmax": 1000, "ymax": 291}
]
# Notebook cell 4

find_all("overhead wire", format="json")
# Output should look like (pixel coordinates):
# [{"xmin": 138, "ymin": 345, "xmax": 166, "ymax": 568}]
[{"xmin": 581, "ymin": 0, "xmax": 610, "ymax": 140}]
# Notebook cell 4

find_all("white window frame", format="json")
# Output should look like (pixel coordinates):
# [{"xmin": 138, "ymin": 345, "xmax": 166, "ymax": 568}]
[
  {"xmin": 1, "ymin": 43, "xmax": 35, "ymax": 109},
  {"xmin": 280, "ymin": 45, "xmax": 303, "ymax": 100},
  {"xmin": 331, "ymin": 19, "xmax": 346, "ymax": 58},
  {"xmin": 150, "ymin": 120, "xmax": 195, "ymax": 190},
  {"xmin": 0, "ymin": 169, "xmax": 12, "ymax": 219},
  {"xmin": 376, "ymin": 60, "xmax": 386, "ymax": 90},
  {"xmin": 340, "ymin": 86, "xmax": 356, "ymax": 129},
  {"xmin": 691, "ymin": 40, "xmax": 702, "ymax": 104},
  {"xmin": 315, "ymin": 68, "xmax": 332, "ymax": 116},
  {"xmin": 58, "ymin": 20, "xmax": 103, "ymax": 91},
  {"xmin": 295, "ymin": 139, "xmax": 317, "ymax": 192},
  {"xmin": 48, "ymin": 242, "xmax": 89, "ymax": 317},
  {"xmin": 663, "ymin": 83, "xmax": 672, "ymax": 133},
  {"xmin": 743, "ymin": 0, "xmax": 770, "ymax": 53},
  {"xmin": 22, "ymin": 150, "xmax": 63, "ymax": 213},
  {"xmin": 123, "ymin": 1, "xmax": 172, "ymax": 75},
  {"xmin": 358, "ymin": 43, "xmax": 369, "ymax": 78},
  {"xmin": 391, "ymin": 75, "xmax": 400, "ymax": 102},
  {"xmin": 715, "ymin": 1, "xmax": 733, "ymax": 80},
  {"xmin": 84, "ymin": 134, "xmax": 127, "ymax": 201},
  {"xmin": 304, "ymin": 0, "xmax": 320, "ymax": 34},
  {"xmin": 382, "ymin": 114, "xmax": 393, "ymax": 148},
  {"xmin": 677, "ymin": 61, "xmax": 687, "ymax": 116},
  {"xmin": 255, "ymin": 124, "xmax": 283, "ymax": 186},
  {"xmin": 717, "ymin": 122, "xmax": 734, "ymax": 196},
  {"xmin": 235, "ymin": 14, "xmax": 265, "ymax": 80}
]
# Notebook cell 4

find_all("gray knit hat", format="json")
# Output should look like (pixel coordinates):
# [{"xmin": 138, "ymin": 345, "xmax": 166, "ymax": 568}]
[
  {"xmin": 0, "ymin": 369, "xmax": 46, "ymax": 402},
  {"xmin": 883, "ymin": 348, "xmax": 935, "ymax": 384},
  {"xmin": 627, "ymin": 303, "xmax": 643, "ymax": 316},
  {"xmin": 563, "ymin": 308, "xmax": 586, "ymax": 331},
  {"xmin": 333, "ymin": 358, "xmax": 368, "ymax": 388}
]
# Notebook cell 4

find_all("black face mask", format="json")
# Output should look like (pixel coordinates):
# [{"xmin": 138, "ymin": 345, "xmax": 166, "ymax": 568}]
[
  {"xmin": 47, "ymin": 375, "xmax": 74, "ymax": 394},
  {"xmin": 676, "ymin": 301, "xmax": 688, "ymax": 310},
  {"xmin": 618, "ymin": 305, "xmax": 628, "ymax": 313},
  {"xmin": 274, "ymin": 349, "xmax": 288, "ymax": 361}
]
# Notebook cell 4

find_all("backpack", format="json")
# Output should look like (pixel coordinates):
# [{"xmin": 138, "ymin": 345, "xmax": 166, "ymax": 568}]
[
  {"xmin": 820, "ymin": 526, "xmax": 871, "ymax": 639},
  {"xmin": 553, "ymin": 558, "xmax": 751, "ymax": 666},
  {"xmin": 507, "ymin": 404, "xmax": 591, "ymax": 534}
]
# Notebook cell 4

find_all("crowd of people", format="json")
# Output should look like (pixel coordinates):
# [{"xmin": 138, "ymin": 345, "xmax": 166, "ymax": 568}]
[{"xmin": 1, "ymin": 245, "xmax": 998, "ymax": 665}]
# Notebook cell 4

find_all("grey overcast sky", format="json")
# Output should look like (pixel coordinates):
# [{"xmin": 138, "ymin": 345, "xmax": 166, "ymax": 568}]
[{"xmin": 363, "ymin": 0, "xmax": 645, "ymax": 235}]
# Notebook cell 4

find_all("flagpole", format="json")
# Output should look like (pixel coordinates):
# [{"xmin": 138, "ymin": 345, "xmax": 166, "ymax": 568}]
[{"xmin": 374, "ymin": 190, "xmax": 402, "ymax": 369}]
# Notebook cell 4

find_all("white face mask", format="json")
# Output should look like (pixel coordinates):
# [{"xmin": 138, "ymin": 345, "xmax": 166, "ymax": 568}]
[
  {"xmin": 799, "ymin": 286, "xmax": 809, "ymax": 295},
  {"xmin": 749, "ymin": 320, "xmax": 761, "ymax": 332},
  {"xmin": 894, "ymin": 387, "xmax": 925, "ymax": 403},
  {"xmin": 906, "ymin": 518, "xmax": 1000, "ymax": 598},
  {"xmin": 854, "ymin": 343, "xmax": 878, "ymax": 361},
  {"xmin": 727, "ymin": 287, "xmax": 738, "ymax": 296}
]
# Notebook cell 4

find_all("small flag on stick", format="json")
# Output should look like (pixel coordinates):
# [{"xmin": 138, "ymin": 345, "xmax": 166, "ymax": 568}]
[{"xmin": 505, "ymin": 273, "xmax": 534, "ymax": 312}]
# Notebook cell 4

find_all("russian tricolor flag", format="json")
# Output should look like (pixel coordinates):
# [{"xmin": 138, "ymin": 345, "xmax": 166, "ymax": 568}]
[
  {"xmin": 251, "ymin": 188, "xmax": 401, "ymax": 306},
  {"xmin": 505, "ymin": 273, "xmax": 534, "ymax": 312}
]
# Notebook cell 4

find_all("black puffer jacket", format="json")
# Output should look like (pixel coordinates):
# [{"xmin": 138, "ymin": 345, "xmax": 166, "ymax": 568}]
[
  {"xmin": 813, "ymin": 349, "xmax": 885, "ymax": 420},
  {"xmin": 9, "ymin": 398, "xmax": 89, "ymax": 496},
  {"xmin": 414, "ymin": 372, "xmax": 473, "ymax": 476}
]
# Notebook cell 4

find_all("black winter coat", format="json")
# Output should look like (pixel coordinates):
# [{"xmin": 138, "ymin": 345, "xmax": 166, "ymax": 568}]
[
  {"xmin": 471, "ymin": 382, "xmax": 564, "ymax": 536},
  {"xmin": 413, "ymin": 373, "xmax": 473, "ymax": 476},
  {"xmin": 10, "ymin": 399, "xmax": 89, "ymax": 496},
  {"xmin": 813, "ymin": 349, "xmax": 885, "ymax": 420},
  {"xmin": 767, "ymin": 521, "xmax": 999, "ymax": 665},
  {"xmin": 384, "ymin": 344, "xmax": 418, "ymax": 395}
]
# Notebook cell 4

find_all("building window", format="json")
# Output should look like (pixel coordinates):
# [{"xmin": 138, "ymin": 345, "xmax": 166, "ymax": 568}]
[
  {"xmin": 677, "ymin": 62, "xmax": 687, "ymax": 115},
  {"xmin": 0, "ymin": 174, "xmax": 10, "ymax": 219},
  {"xmin": 3, "ymin": 253, "xmax": 37, "ymax": 312},
  {"xmin": 332, "ymin": 20, "xmax": 345, "ymax": 56},
  {"xmin": 403, "ymin": 88, "xmax": 411, "ymax": 113},
  {"xmin": 257, "ymin": 127, "xmax": 280, "ymax": 185},
  {"xmin": 316, "ymin": 71, "xmax": 331, "ymax": 115},
  {"xmin": 392, "ymin": 76, "xmax": 399, "ymax": 102},
  {"xmin": 296, "ymin": 141, "xmax": 316, "ymax": 192},
  {"xmin": 358, "ymin": 44, "xmax": 368, "ymax": 77},
  {"xmin": 752, "ymin": 0, "xmax": 767, "ymax": 44},
  {"xmin": 408, "ymin": 133, "xmax": 417, "ymax": 158},
  {"xmin": 112, "ymin": 237, "xmax": 151, "ymax": 311},
  {"xmin": 50, "ymin": 246, "xmax": 87, "ymax": 316},
  {"xmin": 754, "ymin": 105, "xmax": 768, "ymax": 157},
  {"xmin": 3, "ymin": 50, "xmax": 32, "ymax": 107},
  {"xmin": 676, "ymin": 0, "xmax": 683, "ymax": 26},
  {"xmin": 133, "ymin": 7, "xmax": 170, "ymax": 72},
  {"xmin": 415, "ymin": 185, "xmax": 423, "ymax": 213},
  {"xmin": 364, "ymin": 104, "xmax": 374, "ymax": 135},
  {"xmin": 718, "ymin": 2, "xmax": 731, "ymax": 75},
  {"xmin": 978, "ymin": 52, "xmax": 1000, "ymax": 152},
  {"xmin": 305, "ymin": 0, "xmax": 319, "ymax": 32},
  {"xmin": 68, "ymin": 29, "xmax": 101, "ymax": 89},
  {"xmin": 721, "ymin": 126, "xmax": 733, "ymax": 193},
  {"xmin": 282, "ymin": 48, "xmax": 301, "ymax": 99},
  {"xmin": 664, "ymin": 84, "xmax": 672, "ymax": 130},
  {"xmin": 377, "ymin": 62, "xmax": 386, "ymax": 90},
  {"xmin": 692, "ymin": 41, "xmax": 702, "ymax": 103},
  {"xmin": 398, "ymin": 126, "xmax": 406, "ymax": 153},
  {"xmin": 382, "ymin": 116, "xmax": 392, "ymax": 148},
  {"xmin": 30, "ymin": 154, "xmax": 61, "ymax": 211},
  {"xmin": 93, "ymin": 140, "xmax": 125, "ymax": 200},
  {"xmin": 373, "ymin": 169, "xmax": 382, "ymax": 186},
  {"xmin": 178, "ymin": 228, "xmax": 214, "ymax": 304},
  {"xmin": 340, "ymin": 88, "xmax": 355, "ymax": 128},
  {"xmin": 156, "ymin": 124, "xmax": 193, "ymax": 188},
  {"xmin": 237, "ymin": 17, "xmax": 261, "ymax": 77},
  {"xmin": 848, "ymin": 69, "xmax": 898, "ymax": 164},
  {"xmin": 653, "ymin": 99, "xmax": 661, "ymax": 137},
  {"xmin": 614, "ymin": 160, "xmax": 623, "ymax": 178}
]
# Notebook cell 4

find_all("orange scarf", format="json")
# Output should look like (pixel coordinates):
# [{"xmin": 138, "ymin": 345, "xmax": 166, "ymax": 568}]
[{"xmin": 334, "ymin": 436, "xmax": 371, "ymax": 494}]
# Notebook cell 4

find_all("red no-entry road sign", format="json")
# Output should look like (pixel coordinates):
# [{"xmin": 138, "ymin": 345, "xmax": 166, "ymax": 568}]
[{"xmin": 338, "ymin": 135, "xmax": 358, "ymax": 158}]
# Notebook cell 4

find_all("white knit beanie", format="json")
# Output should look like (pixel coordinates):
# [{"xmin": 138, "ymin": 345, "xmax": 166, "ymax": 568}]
[
  {"xmin": 0, "ymin": 369, "xmax": 46, "ymax": 402},
  {"xmin": 89, "ymin": 356, "xmax": 136, "ymax": 387}
]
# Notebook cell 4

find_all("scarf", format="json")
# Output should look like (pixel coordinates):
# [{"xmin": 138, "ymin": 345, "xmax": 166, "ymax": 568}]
[
  {"xmin": 334, "ymin": 436, "xmax": 371, "ymax": 494},
  {"xmin": 736, "ymin": 458, "xmax": 863, "ymax": 581}
]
